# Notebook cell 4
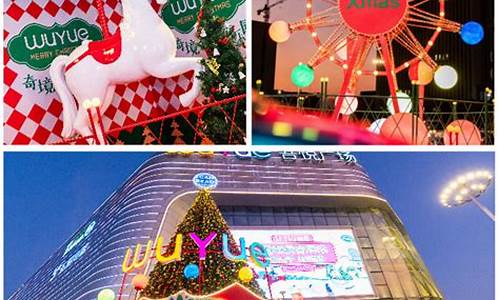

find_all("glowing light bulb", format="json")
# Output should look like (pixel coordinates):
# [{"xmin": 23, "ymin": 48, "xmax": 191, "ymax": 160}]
[{"xmin": 83, "ymin": 100, "xmax": 92, "ymax": 110}]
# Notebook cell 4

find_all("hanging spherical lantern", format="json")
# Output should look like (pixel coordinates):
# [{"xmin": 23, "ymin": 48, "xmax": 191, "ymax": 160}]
[
  {"xmin": 408, "ymin": 61, "xmax": 434, "ymax": 85},
  {"xmin": 368, "ymin": 118, "xmax": 387, "ymax": 134},
  {"xmin": 434, "ymin": 65, "xmax": 458, "ymax": 89},
  {"xmin": 444, "ymin": 120, "xmax": 482, "ymax": 145},
  {"xmin": 291, "ymin": 63, "xmax": 315, "ymax": 88},
  {"xmin": 460, "ymin": 21, "xmax": 484, "ymax": 45},
  {"xmin": 97, "ymin": 289, "xmax": 115, "ymax": 300},
  {"xmin": 183, "ymin": 263, "xmax": 200, "ymax": 279},
  {"xmin": 269, "ymin": 20, "xmax": 291, "ymax": 43},
  {"xmin": 132, "ymin": 274, "xmax": 149, "ymax": 291},
  {"xmin": 238, "ymin": 267, "xmax": 254, "ymax": 283},
  {"xmin": 380, "ymin": 113, "xmax": 429, "ymax": 145},
  {"xmin": 387, "ymin": 91, "xmax": 412, "ymax": 115},
  {"xmin": 334, "ymin": 94, "xmax": 358, "ymax": 115}
]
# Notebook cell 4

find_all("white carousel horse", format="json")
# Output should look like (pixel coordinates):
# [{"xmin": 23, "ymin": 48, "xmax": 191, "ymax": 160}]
[{"xmin": 50, "ymin": 0, "xmax": 202, "ymax": 144}]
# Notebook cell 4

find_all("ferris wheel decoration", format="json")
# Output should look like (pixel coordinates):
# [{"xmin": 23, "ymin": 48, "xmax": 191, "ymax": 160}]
[{"xmin": 268, "ymin": 0, "xmax": 484, "ymax": 120}]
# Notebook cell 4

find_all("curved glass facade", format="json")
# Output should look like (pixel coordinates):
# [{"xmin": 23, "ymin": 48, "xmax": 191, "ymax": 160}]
[{"xmin": 9, "ymin": 152, "xmax": 443, "ymax": 300}]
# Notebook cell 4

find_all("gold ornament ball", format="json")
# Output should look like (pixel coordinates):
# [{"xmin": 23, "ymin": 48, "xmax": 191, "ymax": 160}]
[
  {"xmin": 132, "ymin": 274, "xmax": 149, "ymax": 291},
  {"xmin": 238, "ymin": 266, "xmax": 253, "ymax": 283}
]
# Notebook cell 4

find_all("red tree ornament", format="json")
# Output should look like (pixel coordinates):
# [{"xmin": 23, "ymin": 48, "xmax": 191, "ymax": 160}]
[{"xmin": 219, "ymin": 37, "xmax": 229, "ymax": 45}]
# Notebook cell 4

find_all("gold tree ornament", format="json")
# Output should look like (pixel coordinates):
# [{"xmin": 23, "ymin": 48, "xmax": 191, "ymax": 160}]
[{"xmin": 206, "ymin": 58, "xmax": 220, "ymax": 76}]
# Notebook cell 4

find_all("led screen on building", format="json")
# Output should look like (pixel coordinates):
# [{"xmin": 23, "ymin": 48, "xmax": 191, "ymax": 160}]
[{"xmin": 232, "ymin": 228, "xmax": 375, "ymax": 299}]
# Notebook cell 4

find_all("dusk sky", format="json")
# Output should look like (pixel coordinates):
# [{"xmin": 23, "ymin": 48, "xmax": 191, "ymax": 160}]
[{"xmin": 4, "ymin": 151, "xmax": 494, "ymax": 299}]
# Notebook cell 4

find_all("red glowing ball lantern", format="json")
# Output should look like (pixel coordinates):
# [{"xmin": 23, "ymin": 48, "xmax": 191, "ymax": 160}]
[
  {"xmin": 132, "ymin": 274, "xmax": 149, "ymax": 291},
  {"xmin": 408, "ymin": 61, "xmax": 434, "ymax": 86},
  {"xmin": 443, "ymin": 120, "xmax": 482, "ymax": 145},
  {"xmin": 380, "ymin": 113, "xmax": 429, "ymax": 145}
]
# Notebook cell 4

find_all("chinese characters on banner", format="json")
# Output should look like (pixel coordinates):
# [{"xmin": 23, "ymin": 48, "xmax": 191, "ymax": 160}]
[{"xmin": 235, "ymin": 151, "xmax": 358, "ymax": 164}]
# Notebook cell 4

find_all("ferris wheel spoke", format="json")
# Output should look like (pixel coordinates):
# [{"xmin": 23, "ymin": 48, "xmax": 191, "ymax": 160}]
[
  {"xmin": 409, "ymin": 0, "xmax": 433, "ymax": 8},
  {"xmin": 408, "ymin": 6, "xmax": 461, "ymax": 32},
  {"xmin": 308, "ymin": 27, "xmax": 352, "ymax": 67},
  {"xmin": 317, "ymin": 0, "xmax": 338, "ymax": 5},
  {"xmin": 394, "ymin": 25, "xmax": 437, "ymax": 69},
  {"xmin": 291, "ymin": 13, "xmax": 340, "ymax": 32},
  {"xmin": 291, "ymin": 5, "xmax": 339, "ymax": 31},
  {"xmin": 377, "ymin": 36, "xmax": 400, "ymax": 113},
  {"xmin": 332, "ymin": 36, "xmax": 369, "ymax": 121}
]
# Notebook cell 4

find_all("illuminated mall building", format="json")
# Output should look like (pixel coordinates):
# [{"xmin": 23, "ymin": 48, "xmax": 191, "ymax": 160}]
[{"xmin": 10, "ymin": 152, "xmax": 443, "ymax": 300}]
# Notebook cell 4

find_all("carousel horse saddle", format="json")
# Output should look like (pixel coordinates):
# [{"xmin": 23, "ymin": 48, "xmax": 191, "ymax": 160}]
[
  {"xmin": 87, "ymin": 29, "xmax": 122, "ymax": 64},
  {"xmin": 66, "ymin": 29, "xmax": 123, "ymax": 71}
]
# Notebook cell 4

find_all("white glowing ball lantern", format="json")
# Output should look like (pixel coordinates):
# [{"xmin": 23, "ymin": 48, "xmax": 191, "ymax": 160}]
[
  {"xmin": 335, "ymin": 94, "xmax": 358, "ymax": 115},
  {"xmin": 434, "ymin": 65, "xmax": 458, "ymax": 89},
  {"xmin": 387, "ymin": 91, "xmax": 412, "ymax": 115},
  {"xmin": 368, "ymin": 118, "xmax": 387, "ymax": 134},
  {"xmin": 269, "ymin": 20, "xmax": 291, "ymax": 43}
]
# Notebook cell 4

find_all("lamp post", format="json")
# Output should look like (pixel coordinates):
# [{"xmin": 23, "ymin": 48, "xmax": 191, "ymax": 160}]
[{"xmin": 439, "ymin": 170, "xmax": 494, "ymax": 221}]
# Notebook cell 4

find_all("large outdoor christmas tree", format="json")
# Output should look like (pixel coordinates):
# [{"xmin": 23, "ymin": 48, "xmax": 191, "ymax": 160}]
[
  {"xmin": 141, "ymin": 189, "xmax": 264, "ymax": 298},
  {"xmin": 195, "ymin": 0, "xmax": 247, "ymax": 144}
]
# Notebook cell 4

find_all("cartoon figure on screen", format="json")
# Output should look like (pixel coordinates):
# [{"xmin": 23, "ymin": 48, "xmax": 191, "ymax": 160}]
[{"xmin": 50, "ymin": 0, "xmax": 202, "ymax": 144}]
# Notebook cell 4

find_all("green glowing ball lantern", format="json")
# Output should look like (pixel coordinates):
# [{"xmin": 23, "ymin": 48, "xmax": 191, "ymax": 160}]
[
  {"xmin": 291, "ymin": 63, "xmax": 315, "ymax": 88},
  {"xmin": 97, "ymin": 289, "xmax": 115, "ymax": 300}
]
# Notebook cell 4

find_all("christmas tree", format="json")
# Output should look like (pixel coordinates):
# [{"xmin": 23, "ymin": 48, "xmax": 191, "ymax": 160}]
[
  {"xmin": 195, "ymin": 0, "xmax": 246, "ymax": 144},
  {"xmin": 170, "ymin": 121, "xmax": 186, "ymax": 145},
  {"xmin": 142, "ymin": 126, "xmax": 158, "ymax": 145},
  {"xmin": 141, "ymin": 189, "xmax": 264, "ymax": 298}
]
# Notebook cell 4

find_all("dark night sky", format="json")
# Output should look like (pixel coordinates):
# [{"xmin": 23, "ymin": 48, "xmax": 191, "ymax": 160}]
[{"xmin": 4, "ymin": 152, "xmax": 494, "ymax": 299}]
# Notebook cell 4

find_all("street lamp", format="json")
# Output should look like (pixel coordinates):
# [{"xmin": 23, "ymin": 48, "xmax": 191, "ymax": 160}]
[{"xmin": 440, "ymin": 170, "xmax": 494, "ymax": 221}]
